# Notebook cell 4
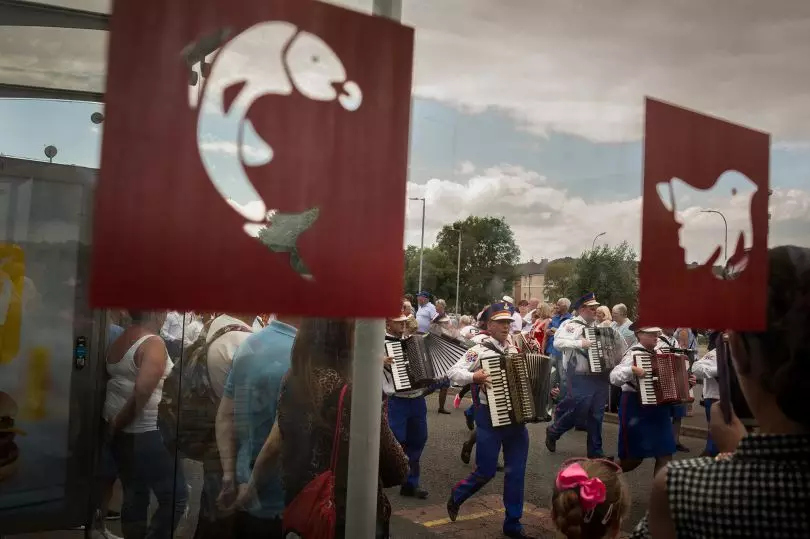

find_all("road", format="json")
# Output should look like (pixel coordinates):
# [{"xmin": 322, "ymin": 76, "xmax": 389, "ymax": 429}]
[{"xmin": 387, "ymin": 393, "xmax": 707, "ymax": 538}]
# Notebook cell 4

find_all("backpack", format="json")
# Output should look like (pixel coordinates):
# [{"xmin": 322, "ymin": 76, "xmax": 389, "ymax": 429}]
[
  {"xmin": 283, "ymin": 384, "xmax": 348, "ymax": 539},
  {"xmin": 158, "ymin": 321, "xmax": 252, "ymax": 461}
]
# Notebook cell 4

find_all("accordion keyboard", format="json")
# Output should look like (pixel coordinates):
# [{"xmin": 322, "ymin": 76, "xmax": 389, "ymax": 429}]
[
  {"xmin": 584, "ymin": 327, "xmax": 603, "ymax": 373},
  {"xmin": 634, "ymin": 352, "xmax": 657, "ymax": 405},
  {"xmin": 482, "ymin": 357, "xmax": 513, "ymax": 427},
  {"xmin": 384, "ymin": 341, "xmax": 411, "ymax": 391}
]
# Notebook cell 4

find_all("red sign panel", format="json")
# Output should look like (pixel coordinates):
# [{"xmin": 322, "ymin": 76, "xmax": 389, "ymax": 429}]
[
  {"xmin": 639, "ymin": 98, "xmax": 769, "ymax": 331},
  {"xmin": 91, "ymin": 0, "xmax": 414, "ymax": 317}
]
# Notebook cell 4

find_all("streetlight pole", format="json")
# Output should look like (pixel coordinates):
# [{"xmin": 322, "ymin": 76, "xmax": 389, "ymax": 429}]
[
  {"xmin": 455, "ymin": 227, "xmax": 462, "ymax": 314},
  {"xmin": 592, "ymin": 231, "xmax": 606, "ymax": 250},
  {"xmin": 409, "ymin": 197, "xmax": 426, "ymax": 291},
  {"xmin": 701, "ymin": 209, "xmax": 728, "ymax": 262}
]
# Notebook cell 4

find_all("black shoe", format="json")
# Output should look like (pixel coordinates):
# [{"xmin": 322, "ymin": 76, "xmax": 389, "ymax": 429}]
[
  {"xmin": 447, "ymin": 494, "xmax": 460, "ymax": 522},
  {"xmin": 400, "ymin": 485, "xmax": 429, "ymax": 499},
  {"xmin": 676, "ymin": 444, "xmax": 690, "ymax": 453},
  {"xmin": 438, "ymin": 408, "xmax": 451, "ymax": 415},
  {"xmin": 465, "ymin": 414, "xmax": 475, "ymax": 431},
  {"xmin": 460, "ymin": 441, "xmax": 473, "ymax": 464},
  {"xmin": 545, "ymin": 429, "xmax": 556, "ymax": 453},
  {"xmin": 503, "ymin": 530, "xmax": 535, "ymax": 538}
]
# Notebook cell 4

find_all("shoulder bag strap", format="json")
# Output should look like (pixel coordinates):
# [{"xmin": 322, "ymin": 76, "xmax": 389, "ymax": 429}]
[{"xmin": 329, "ymin": 384, "xmax": 349, "ymax": 473}]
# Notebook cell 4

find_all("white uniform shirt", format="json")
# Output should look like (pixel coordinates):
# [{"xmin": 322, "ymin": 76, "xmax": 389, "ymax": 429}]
[
  {"xmin": 553, "ymin": 316, "xmax": 592, "ymax": 375},
  {"xmin": 610, "ymin": 344, "xmax": 650, "ymax": 393},
  {"xmin": 446, "ymin": 335, "xmax": 516, "ymax": 407},
  {"xmin": 460, "ymin": 325, "xmax": 480, "ymax": 339},
  {"xmin": 382, "ymin": 334, "xmax": 424, "ymax": 399},
  {"xmin": 470, "ymin": 332, "xmax": 489, "ymax": 344},
  {"xmin": 692, "ymin": 349, "xmax": 720, "ymax": 400},
  {"xmin": 511, "ymin": 311, "xmax": 523, "ymax": 333},
  {"xmin": 657, "ymin": 334, "xmax": 678, "ymax": 350}
]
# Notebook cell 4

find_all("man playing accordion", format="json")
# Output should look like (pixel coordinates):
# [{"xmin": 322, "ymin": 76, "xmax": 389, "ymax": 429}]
[{"xmin": 445, "ymin": 302, "xmax": 533, "ymax": 539}]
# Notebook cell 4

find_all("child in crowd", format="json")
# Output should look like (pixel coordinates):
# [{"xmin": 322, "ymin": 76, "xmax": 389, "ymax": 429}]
[{"xmin": 551, "ymin": 458, "xmax": 630, "ymax": 539}]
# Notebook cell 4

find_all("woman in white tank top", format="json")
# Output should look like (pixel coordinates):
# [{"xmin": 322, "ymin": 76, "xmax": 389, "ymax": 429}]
[{"xmin": 104, "ymin": 311, "xmax": 187, "ymax": 539}]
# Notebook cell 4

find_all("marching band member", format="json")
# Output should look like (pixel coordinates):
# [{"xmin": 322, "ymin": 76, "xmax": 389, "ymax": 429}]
[
  {"xmin": 382, "ymin": 313, "xmax": 432, "ymax": 499},
  {"xmin": 610, "ymin": 325, "xmax": 675, "ymax": 477},
  {"xmin": 445, "ymin": 302, "xmax": 533, "ymax": 539},
  {"xmin": 432, "ymin": 313, "xmax": 454, "ymax": 415},
  {"xmin": 691, "ymin": 341, "xmax": 721, "ymax": 456},
  {"xmin": 545, "ymin": 292, "xmax": 610, "ymax": 459}
]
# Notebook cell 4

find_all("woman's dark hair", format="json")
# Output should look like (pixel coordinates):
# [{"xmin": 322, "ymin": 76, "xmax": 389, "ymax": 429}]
[
  {"xmin": 289, "ymin": 319, "xmax": 355, "ymax": 417},
  {"xmin": 128, "ymin": 310, "xmax": 149, "ymax": 323},
  {"xmin": 738, "ymin": 246, "xmax": 810, "ymax": 428}
]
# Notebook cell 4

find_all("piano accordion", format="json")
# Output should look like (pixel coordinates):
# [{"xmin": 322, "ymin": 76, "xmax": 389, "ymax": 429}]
[
  {"xmin": 481, "ymin": 353, "xmax": 552, "ymax": 427},
  {"xmin": 634, "ymin": 351, "xmax": 694, "ymax": 406},
  {"xmin": 512, "ymin": 332, "xmax": 540, "ymax": 354},
  {"xmin": 583, "ymin": 326, "xmax": 626, "ymax": 374},
  {"xmin": 384, "ymin": 332, "xmax": 472, "ymax": 393}
]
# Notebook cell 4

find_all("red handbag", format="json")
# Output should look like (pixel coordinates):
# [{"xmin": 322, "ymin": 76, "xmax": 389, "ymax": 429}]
[{"xmin": 282, "ymin": 384, "xmax": 348, "ymax": 539}]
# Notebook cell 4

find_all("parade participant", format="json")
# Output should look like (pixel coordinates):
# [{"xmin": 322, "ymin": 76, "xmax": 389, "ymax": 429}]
[
  {"xmin": 431, "ymin": 312, "xmax": 454, "ymax": 415},
  {"xmin": 551, "ymin": 458, "xmax": 630, "ymax": 539},
  {"xmin": 382, "ymin": 313, "xmax": 432, "ymax": 499},
  {"xmin": 671, "ymin": 328, "xmax": 697, "ymax": 452},
  {"xmin": 457, "ymin": 309, "xmax": 493, "ymax": 463},
  {"xmin": 610, "ymin": 326, "xmax": 675, "ymax": 477},
  {"xmin": 446, "ymin": 302, "xmax": 533, "ymax": 539},
  {"xmin": 546, "ymin": 293, "xmax": 610, "ymax": 458},
  {"xmin": 415, "ymin": 291, "xmax": 437, "ymax": 333},
  {"xmin": 691, "ymin": 342, "xmax": 720, "ymax": 456}
]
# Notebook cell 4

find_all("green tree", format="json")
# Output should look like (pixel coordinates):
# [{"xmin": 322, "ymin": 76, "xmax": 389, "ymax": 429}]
[
  {"xmin": 543, "ymin": 257, "xmax": 577, "ymax": 302},
  {"xmin": 567, "ymin": 241, "xmax": 638, "ymax": 317},
  {"xmin": 434, "ymin": 216, "xmax": 520, "ymax": 314},
  {"xmin": 403, "ymin": 245, "xmax": 456, "ymax": 301}
]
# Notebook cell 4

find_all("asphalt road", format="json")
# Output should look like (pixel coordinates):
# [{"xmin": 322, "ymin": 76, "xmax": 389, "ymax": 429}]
[{"xmin": 387, "ymin": 393, "xmax": 707, "ymax": 538}]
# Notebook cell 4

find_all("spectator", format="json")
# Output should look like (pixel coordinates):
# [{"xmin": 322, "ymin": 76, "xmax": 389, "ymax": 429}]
[
  {"xmin": 529, "ymin": 303, "xmax": 554, "ymax": 351},
  {"xmin": 610, "ymin": 304, "xmax": 636, "ymax": 413},
  {"xmin": 214, "ymin": 314, "xmax": 298, "ymax": 537},
  {"xmin": 401, "ymin": 301, "xmax": 419, "ymax": 336},
  {"xmin": 595, "ymin": 306, "xmax": 612, "ymax": 327},
  {"xmin": 435, "ymin": 298, "xmax": 447, "ymax": 316},
  {"xmin": 632, "ymin": 245, "xmax": 810, "ymax": 539},
  {"xmin": 275, "ymin": 319, "xmax": 408, "ymax": 538},
  {"xmin": 522, "ymin": 297, "xmax": 541, "ymax": 326},
  {"xmin": 104, "ymin": 310, "xmax": 187, "ymax": 539},
  {"xmin": 415, "ymin": 292, "xmax": 437, "ymax": 333},
  {"xmin": 517, "ymin": 299, "xmax": 532, "ymax": 332},
  {"xmin": 459, "ymin": 315, "xmax": 479, "ymax": 339}
]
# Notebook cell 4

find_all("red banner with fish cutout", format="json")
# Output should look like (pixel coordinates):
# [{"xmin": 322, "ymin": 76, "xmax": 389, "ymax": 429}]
[
  {"xmin": 92, "ymin": 0, "xmax": 414, "ymax": 317},
  {"xmin": 639, "ymin": 98, "xmax": 769, "ymax": 331}
]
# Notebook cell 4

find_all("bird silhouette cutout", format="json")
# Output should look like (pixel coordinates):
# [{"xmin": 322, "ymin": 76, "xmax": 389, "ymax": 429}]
[
  {"xmin": 656, "ymin": 170, "xmax": 758, "ymax": 272},
  {"xmin": 188, "ymin": 22, "xmax": 363, "ymax": 280}
]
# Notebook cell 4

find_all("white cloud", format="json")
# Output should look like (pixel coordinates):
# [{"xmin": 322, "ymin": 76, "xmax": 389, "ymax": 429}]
[
  {"xmin": 404, "ymin": 164, "xmax": 810, "ymax": 261},
  {"xmin": 456, "ymin": 160, "xmax": 476, "ymax": 175},
  {"xmin": 198, "ymin": 135, "xmax": 268, "ymax": 162},
  {"xmin": 403, "ymin": 0, "xmax": 810, "ymax": 143}
]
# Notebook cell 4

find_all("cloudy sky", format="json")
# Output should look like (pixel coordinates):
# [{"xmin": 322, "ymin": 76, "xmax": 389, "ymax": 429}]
[{"xmin": 1, "ymin": 0, "xmax": 809, "ymax": 262}]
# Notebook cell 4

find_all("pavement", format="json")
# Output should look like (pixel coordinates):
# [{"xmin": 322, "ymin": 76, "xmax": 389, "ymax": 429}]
[{"xmin": 11, "ymin": 393, "xmax": 711, "ymax": 539}]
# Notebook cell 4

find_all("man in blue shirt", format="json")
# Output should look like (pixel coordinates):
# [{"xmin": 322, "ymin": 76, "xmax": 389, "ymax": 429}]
[
  {"xmin": 216, "ymin": 315, "xmax": 299, "ymax": 536},
  {"xmin": 415, "ymin": 291, "xmax": 437, "ymax": 333}
]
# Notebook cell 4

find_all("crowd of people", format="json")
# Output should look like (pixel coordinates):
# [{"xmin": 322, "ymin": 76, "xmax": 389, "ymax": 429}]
[{"xmin": 86, "ymin": 245, "xmax": 809, "ymax": 539}]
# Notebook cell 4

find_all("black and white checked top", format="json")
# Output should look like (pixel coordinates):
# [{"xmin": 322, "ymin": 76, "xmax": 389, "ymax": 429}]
[{"xmin": 630, "ymin": 433, "xmax": 810, "ymax": 538}]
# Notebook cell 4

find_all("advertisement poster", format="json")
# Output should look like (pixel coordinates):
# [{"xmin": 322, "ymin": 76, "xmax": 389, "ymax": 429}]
[
  {"xmin": 0, "ymin": 175, "xmax": 86, "ymax": 512},
  {"xmin": 92, "ymin": 0, "xmax": 415, "ymax": 317},
  {"xmin": 638, "ymin": 97, "xmax": 770, "ymax": 331}
]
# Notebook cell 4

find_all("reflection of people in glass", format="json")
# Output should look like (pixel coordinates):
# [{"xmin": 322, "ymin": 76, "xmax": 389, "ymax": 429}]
[{"xmin": 103, "ymin": 310, "xmax": 187, "ymax": 539}]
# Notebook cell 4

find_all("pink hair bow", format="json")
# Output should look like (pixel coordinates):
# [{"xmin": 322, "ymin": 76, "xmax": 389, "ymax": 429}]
[{"xmin": 555, "ymin": 463, "xmax": 607, "ymax": 512}]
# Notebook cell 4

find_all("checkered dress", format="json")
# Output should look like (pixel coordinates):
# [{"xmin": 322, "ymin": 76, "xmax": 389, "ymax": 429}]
[{"xmin": 630, "ymin": 434, "xmax": 810, "ymax": 538}]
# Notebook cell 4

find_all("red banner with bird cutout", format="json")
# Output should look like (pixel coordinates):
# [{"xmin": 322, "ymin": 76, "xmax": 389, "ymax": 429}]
[
  {"xmin": 639, "ymin": 97, "xmax": 769, "ymax": 331},
  {"xmin": 91, "ymin": 0, "xmax": 414, "ymax": 317}
]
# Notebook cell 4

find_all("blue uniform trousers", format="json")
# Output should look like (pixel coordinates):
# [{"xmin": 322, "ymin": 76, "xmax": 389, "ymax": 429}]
[
  {"xmin": 387, "ymin": 395, "xmax": 428, "ymax": 488},
  {"xmin": 451, "ymin": 404, "xmax": 529, "ymax": 534},
  {"xmin": 703, "ymin": 398, "xmax": 719, "ymax": 456},
  {"xmin": 547, "ymin": 373, "xmax": 609, "ymax": 457},
  {"xmin": 553, "ymin": 362, "xmax": 587, "ymax": 429},
  {"xmin": 464, "ymin": 403, "xmax": 474, "ymax": 421}
]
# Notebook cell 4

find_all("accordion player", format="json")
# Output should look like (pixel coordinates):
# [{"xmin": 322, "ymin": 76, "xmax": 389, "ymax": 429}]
[
  {"xmin": 580, "ymin": 325, "xmax": 627, "ymax": 374},
  {"xmin": 384, "ymin": 330, "xmax": 472, "ymax": 393},
  {"xmin": 479, "ymin": 346, "xmax": 552, "ymax": 427}
]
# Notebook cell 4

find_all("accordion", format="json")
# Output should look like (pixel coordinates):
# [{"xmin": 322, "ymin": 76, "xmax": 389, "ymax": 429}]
[
  {"xmin": 384, "ymin": 331, "xmax": 472, "ymax": 392},
  {"xmin": 634, "ymin": 351, "xmax": 694, "ymax": 406},
  {"xmin": 481, "ymin": 352, "xmax": 552, "ymax": 427},
  {"xmin": 512, "ymin": 332, "xmax": 540, "ymax": 354},
  {"xmin": 583, "ymin": 326, "xmax": 626, "ymax": 374}
]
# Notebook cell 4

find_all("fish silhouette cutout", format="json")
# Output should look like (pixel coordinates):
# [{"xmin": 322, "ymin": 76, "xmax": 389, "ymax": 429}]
[
  {"xmin": 191, "ymin": 21, "xmax": 363, "ymax": 279},
  {"xmin": 656, "ymin": 170, "xmax": 758, "ymax": 271}
]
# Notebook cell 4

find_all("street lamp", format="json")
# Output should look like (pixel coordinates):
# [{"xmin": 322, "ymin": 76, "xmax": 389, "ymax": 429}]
[
  {"xmin": 592, "ymin": 231, "xmax": 606, "ymax": 250},
  {"xmin": 453, "ymin": 226, "xmax": 463, "ymax": 314},
  {"xmin": 408, "ymin": 197, "xmax": 426, "ymax": 292},
  {"xmin": 701, "ymin": 209, "xmax": 728, "ymax": 262}
]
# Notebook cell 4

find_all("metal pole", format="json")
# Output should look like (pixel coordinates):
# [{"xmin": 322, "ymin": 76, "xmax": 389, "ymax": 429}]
[
  {"xmin": 701, "ymin": 210, "xmax": 728, "ymax": 262},
  {"xmin": 455, "ymin": 228, "xmax": 462, "ymax": 314},
  {"xmin": 592, "ymin": 231, "xmax": 606, "ymax": 250},
  {"xmin": 345, "ymin": 3, "xmax": 400, "ymax": 538},
  {"xmin": 409, "ymin": 197, "xmax": 426, "ymax": 291}
]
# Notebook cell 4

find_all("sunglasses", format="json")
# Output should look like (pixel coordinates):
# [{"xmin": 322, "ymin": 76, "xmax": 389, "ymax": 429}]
[{"xmin": 562, "ymin": 456, "xmax": 622, "ymax": 473}]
